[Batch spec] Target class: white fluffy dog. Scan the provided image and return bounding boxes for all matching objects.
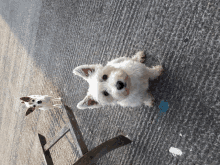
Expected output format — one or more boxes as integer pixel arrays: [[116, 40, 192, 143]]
[[20, 95, 62, 116], [73, 51, 163, 109]]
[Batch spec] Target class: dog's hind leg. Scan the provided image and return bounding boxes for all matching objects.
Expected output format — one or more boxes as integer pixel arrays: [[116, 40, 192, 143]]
[[144, 91, 154, 107], [132, 51, 146, 63]]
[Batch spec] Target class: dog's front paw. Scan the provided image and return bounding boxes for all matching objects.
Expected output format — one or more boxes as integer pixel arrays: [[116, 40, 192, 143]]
[[153, 65, 164, 76], [132, 51, 146, 63], [144, 91, 155, 107], [149, 99, 155, 107], [144, 99, 154, 107], [157, 65, 164, 76]]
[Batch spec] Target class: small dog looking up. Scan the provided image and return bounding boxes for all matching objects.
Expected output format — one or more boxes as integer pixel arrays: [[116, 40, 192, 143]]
[[73, 51, 163, 109], [20, 95, 62, 116]]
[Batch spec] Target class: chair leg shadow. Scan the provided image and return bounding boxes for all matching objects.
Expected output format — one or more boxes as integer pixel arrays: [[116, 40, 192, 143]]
[[37, 105, 132, 165]]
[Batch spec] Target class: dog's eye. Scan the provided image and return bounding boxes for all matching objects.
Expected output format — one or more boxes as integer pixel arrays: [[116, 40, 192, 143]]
[[102, 75, 108, 80], [103, 91, 109, 96], [32, 100, 35, 102]]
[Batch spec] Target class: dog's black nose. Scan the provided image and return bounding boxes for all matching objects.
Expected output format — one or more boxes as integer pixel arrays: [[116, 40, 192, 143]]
[[116, 81, 125, 90], [37, 100, 42, 104]]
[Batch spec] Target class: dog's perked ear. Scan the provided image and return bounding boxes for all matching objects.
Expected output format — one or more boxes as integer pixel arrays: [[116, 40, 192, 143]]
[[73, 64, 102, 80], [20, 97, 31, 102], [26, 107, 35, 116], [77, 94, 101, 109]]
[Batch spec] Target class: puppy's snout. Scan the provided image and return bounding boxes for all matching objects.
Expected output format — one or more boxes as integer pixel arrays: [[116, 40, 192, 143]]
[[116, 81, 126, 90]]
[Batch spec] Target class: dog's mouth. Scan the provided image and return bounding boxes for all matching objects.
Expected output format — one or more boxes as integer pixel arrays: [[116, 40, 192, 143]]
[[123, 76, 131, 96], [125, 87, 129, 95]]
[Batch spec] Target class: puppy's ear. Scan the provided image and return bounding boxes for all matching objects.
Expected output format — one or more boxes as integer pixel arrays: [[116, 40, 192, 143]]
[[20, 97, 31, 102], [26, 107, 35, 116], [77, 95, 101, 109], [73, 64, 102, 80]]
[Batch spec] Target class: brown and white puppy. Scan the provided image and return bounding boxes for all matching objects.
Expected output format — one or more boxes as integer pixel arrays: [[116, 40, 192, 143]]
[[20, 95, 62, 116], [73, 51, 163, 109]]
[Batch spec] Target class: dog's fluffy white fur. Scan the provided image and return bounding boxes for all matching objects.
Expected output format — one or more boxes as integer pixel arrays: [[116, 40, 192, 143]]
[[20, 95, 62, 115], [73, 51, 163, 109]]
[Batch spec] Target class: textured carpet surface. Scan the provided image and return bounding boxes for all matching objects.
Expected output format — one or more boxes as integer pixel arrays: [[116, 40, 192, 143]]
[[0, 0, 220, 165]]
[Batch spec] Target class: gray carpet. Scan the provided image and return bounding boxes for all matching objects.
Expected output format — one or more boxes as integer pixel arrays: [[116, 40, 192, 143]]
[[0, 0, 220, 164]]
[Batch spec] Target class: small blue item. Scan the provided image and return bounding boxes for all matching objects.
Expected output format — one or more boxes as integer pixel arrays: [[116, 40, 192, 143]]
[[159, 100, 169, 114], [157, 100, 169, 121]]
